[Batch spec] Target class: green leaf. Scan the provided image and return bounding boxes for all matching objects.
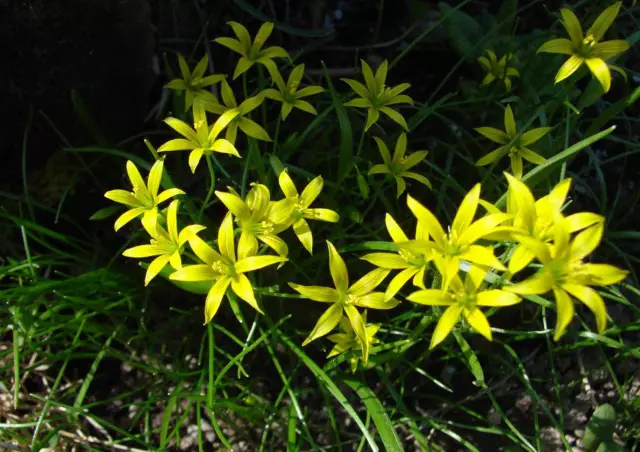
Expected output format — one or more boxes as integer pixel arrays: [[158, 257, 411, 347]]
[[357, 173, 370, 199], [585, 86, 640, 136], [279, 334, 379, 451], [322, 62, 353, 184], [438, 2, 483, 60], [596, 441, 625, 452], [453, 332, 484, 386], [343, 378, 404, 452], [89, 205, 121, 221], [583, 404, 617, 449], [496, 0, 518, 34], [71, 90, 108, 146]]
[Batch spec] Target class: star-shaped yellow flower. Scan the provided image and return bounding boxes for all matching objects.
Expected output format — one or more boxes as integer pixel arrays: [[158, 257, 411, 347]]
[[478, 50, 520, 92], [165, 54, 226, 110], [475, 105, 551, 178], [262, 64, 324, 120], [537, 2, 630, 92], [369, 132, 431, 198]]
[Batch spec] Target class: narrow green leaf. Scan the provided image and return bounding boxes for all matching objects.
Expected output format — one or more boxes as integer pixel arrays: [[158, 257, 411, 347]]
[[583, 404, 617, 449], [343, 378, 404, 452], [89, 205, 121, 221], [279, 333, 379, 451], [454, 332, 484, 386]]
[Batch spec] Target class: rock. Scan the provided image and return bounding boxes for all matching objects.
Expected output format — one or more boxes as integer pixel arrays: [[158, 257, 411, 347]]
[[540, 426, 563, 451]]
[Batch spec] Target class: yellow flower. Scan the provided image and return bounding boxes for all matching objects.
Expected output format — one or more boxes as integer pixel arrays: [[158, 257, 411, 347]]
[[215, 184, 295, 258], [361, 213, 431, 300], [104, 159, 184, 231], [342, 59, 413, 131], [327, 315, 381, 373], [170, 212, 287, 323], [165, 54, 226, 110], [506, 220, 628, 340], [537, 2, 629, 92], [500, 174, 603, 274], [262, 64, 324, 120], [201, 79, 271, 144], [214, 21, 290, 79], [408, 266, 521, 349], [289, 241, 398, 362], [404, 186, 510, 291], [475, 105, 551, 178], [278, 170, 339, 254], [122, 200, 205, 285], [478, 50, 520, 92], [158, 100, 240, 173], [369, 132, 431, 198]]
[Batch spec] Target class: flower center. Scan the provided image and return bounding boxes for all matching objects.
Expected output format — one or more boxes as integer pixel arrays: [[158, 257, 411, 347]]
[[211, 260, 231, 276], [453, 291, 476, 311], [581, 35, 598, 55]]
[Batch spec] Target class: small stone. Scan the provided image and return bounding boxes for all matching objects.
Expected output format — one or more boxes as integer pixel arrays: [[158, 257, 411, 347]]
[[565, 408, 588, 430], [487, 407, 501, 425], [540, 427, 563, 451], [515, 393, 532, 414]]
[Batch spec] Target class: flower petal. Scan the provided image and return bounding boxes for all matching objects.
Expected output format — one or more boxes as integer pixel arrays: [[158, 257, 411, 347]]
[[570, 222, 603, 261], [585, 58, 611, 93], [158, 138, 197, 153], [211, 139, 241, 157], [464, 308, 492, 341], [510, 154, 523, 179], [593, 40, 630, 60], [508, 244, 535, 274], [293, 218, 313, 254], [385, 267, 419, 300], [460, 245, 506, 271], [235, 255, 287, 273], [373, 136, 392, 165], [555, 55, 585, 84], [430, 304, 463, 349], [155, 188, 185, 205], [563, 283, 607, 333], [505, 270, 553, 295], [258, 233, 289, 258], [552, 287, 575, 341], [303, 303, 343, 345], [520, 127, 552, 146], [407, 289, 454, 306], [104, 189, 142, 207], [365, 108, 380, 132], [278, 170, 299, 198], [504, 105, 516, 137], [341, 78, 370, 99], [215, 191, 251, 221], [560, 8, 584, 47], [385, 213, 409, 243], [215, 36, 244, 54], [475, 127, 509, 144], [144, 254, 172, 286], [300, 176, 323, 207], [237, 230, 259, 260], [354, 292, 400, 310], [586, 2, 621, 41], [114, 207, 146, 231], [289, 283, 339, 302], [123, 244, 166, 259], [349, 268, 390, 296], [231, 273, 263, 313], [581, 264, 628, 286], [344, 304, 369, 362], [476, 146, 509, 166], [520, 148, 547, 165], [204, 277, 231, 324], [304, 208, 339, 223], [476, 290, 521, 307], [379, 107, 409, 131], [188, 235, 224, 265], [565, 212, 603, 233], [452, 184, 481, 238], [239, 117, 271, 141], [406, 195, 446, 246], [218, 212, 236, 262], [327, 241, 349, 292], [164, 117, 198, 141], [170, 264, 219, 282], [361, 253, 408, 269], [537, 38, 575, 55]]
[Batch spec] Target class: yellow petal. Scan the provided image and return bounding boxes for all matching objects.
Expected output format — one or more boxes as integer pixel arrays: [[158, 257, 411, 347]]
[[406, 195, 447, 247], [114, 207, 146, 231], [560, 8, 584, 47], [164, 117, 198, 142], [364, 108, 380, 132], [505, 172, 536, 228], [155, 188, 185, 205], [563, 283, 607, 333], [520, 148, 546, 165], [218, 212, 236, 262], [166, 200, 179, 243], [520, 127, 552, 146], [360, 59, 377, 93], [210, 139, 241, 157], [215, 36, 244, 54], [459, 245, 506, 271], [476, 290, 521, 307], [379, 107, 409, 131], [476, 146, 509, 166], [304, 208, 340, 223], [204, 277, 231, 324], [289, 283, 339, 302], [238, 230, 259, 260], [215, 190, 251, 221], [254, 22, 275, 51], [144, 255, 172, 286], [374, 60, 388, 90], [392, 133, 408, 163], [504, 105, 517, 137], [355, 292, 400, 310], [235, 255, 287, 273], [258, 233, 289, 258], [510, 154, 523, 179], [349, 268, 390, 296], [452, 184, 481, 238], [126, 160, 146, 193], [537, 38, 575, 55], [385, 267, 419, 300], [586, 2, 621, 41], [344, 304, 369, 362], [327, 241, 349, 292], [341, 78, 370, 99], [360, 252, 407, 269], [506, 270, 553, 295], [508, 244, 535, 274], [104, 189, 142, 207], [593, 40, 630, 60], [303, 303, 343, 345], [373, 136, 392, 165], [429, 304, 463, 349], [585, 58, 611, 93], [400, 172, 432, 190], [569, 222, 603, 261], [146, 159, 165, 199], [188, 235, 224, 265], [293, 218, 313, 254], [231, 273, 262, 313], [458, 213, 511, 245], [565, 212, 604, 233], [395, 176, 407, 198], [278, 170, 299, 198], [552, 287, 575, 341], [581, 264, 628, 286], [475, 126, 509, 145], [177, 224, 206, 246], [300, 176, 324, 207], [513, 234, 552, 264], [555, 55, 585, 84], [170, 264, 220, 282], [123, 244, 166, 259], [464, 308, 492, 341], [407, 289, 454, 306]]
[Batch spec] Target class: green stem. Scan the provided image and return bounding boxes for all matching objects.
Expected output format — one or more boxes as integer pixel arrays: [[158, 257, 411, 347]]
[[272, 115, 281, 155], [200, 154, 216, 220], [560, 106, 571, 181]]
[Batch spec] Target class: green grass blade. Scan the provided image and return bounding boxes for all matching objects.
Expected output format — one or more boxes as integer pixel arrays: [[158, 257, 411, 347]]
[[343, 378, 404, 452]]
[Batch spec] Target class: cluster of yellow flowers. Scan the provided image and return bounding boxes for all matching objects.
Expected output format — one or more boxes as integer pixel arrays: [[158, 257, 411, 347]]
[[104, 4, 630, 371]]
